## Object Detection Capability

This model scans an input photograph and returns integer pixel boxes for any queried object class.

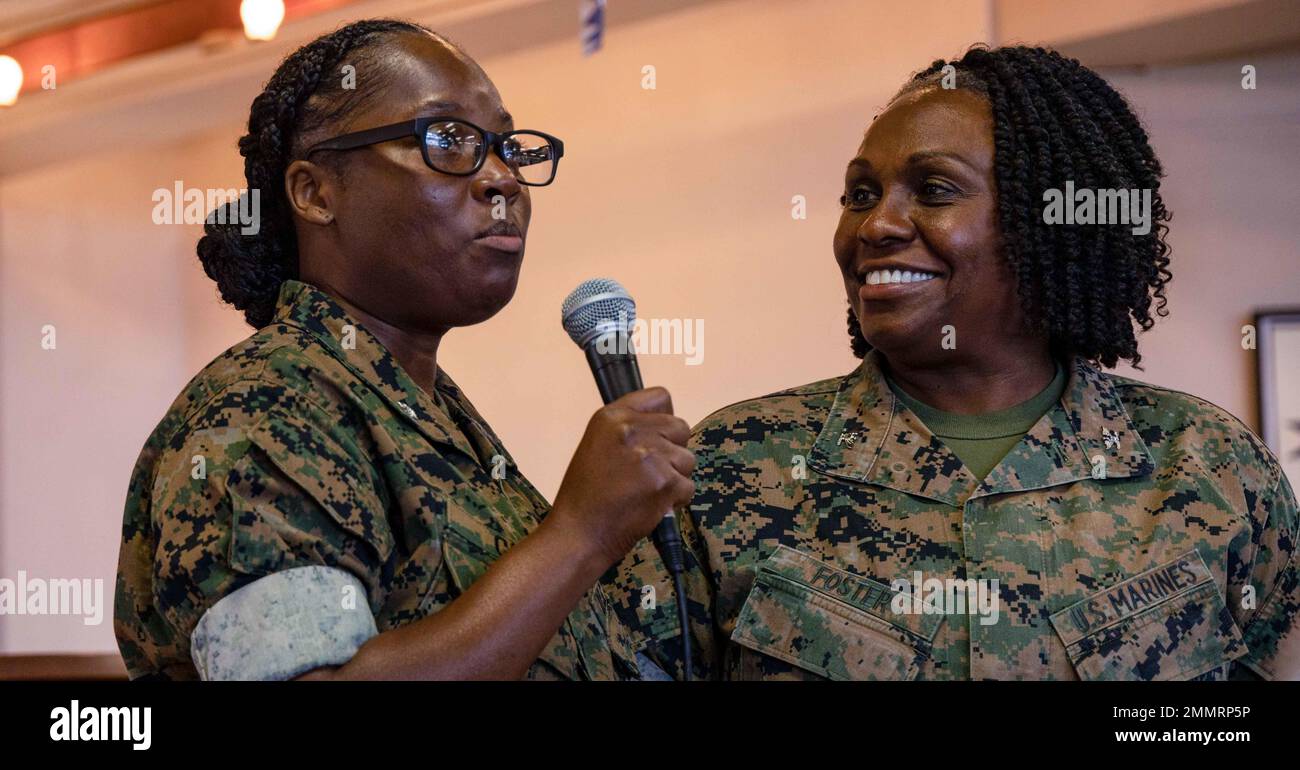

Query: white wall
[1106,54,1300,419]
[0,134,248,653]
[1,0,1295,655]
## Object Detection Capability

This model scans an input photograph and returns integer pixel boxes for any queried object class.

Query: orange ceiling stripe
[2,0,360,96]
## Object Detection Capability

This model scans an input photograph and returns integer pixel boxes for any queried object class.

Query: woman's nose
[471,150,522,204]
[858,192,914,247]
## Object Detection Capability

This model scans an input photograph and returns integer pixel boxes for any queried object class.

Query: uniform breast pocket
[729,545,942,681]
[1049,550,1248,681]
[438,494,519,592]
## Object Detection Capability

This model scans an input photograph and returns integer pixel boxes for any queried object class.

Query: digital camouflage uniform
[607,351,1299,680]
[115,279,640,680]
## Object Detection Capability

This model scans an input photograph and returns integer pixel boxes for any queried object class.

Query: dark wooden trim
[0,653,129,681]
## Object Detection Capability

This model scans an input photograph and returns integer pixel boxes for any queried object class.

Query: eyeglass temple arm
[306,119,423,154]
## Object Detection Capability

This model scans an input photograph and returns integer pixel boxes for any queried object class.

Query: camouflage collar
[271,279,489,465]
[809,351,1154,507]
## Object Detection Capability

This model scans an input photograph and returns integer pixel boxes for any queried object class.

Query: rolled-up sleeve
[147,387,393,679]
[191,565,378,680]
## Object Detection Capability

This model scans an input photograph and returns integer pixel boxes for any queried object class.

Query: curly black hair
[846,45,1172,369]
[197,18,449,328]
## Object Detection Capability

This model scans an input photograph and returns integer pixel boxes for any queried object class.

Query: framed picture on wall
[1256,310,1300,491]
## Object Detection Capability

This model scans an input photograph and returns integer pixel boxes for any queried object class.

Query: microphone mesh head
[561,278,636,348]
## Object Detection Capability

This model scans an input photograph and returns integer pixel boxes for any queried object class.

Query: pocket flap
[1049,549,1248,681]
[226,449,394,574]
[730,545,941,680]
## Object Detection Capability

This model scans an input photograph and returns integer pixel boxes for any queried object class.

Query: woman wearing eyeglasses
[114,19,695,681]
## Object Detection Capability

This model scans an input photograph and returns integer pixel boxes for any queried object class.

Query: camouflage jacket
[115,280,640,680]
[607,351,1299,680]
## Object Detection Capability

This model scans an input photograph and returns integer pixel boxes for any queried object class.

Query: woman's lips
[856,269,942,301]
[473,234,524,253]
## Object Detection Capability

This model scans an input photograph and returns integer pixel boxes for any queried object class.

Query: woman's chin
[859,319,932,360]
[458,280,519,326]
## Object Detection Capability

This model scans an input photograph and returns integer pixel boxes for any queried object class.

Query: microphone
[560,278,645,404]
[561,278,692,677]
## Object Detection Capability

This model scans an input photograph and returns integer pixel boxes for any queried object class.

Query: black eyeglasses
[305,116,564,186]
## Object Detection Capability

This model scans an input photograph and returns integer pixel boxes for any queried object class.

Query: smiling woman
[113,18,696,681]
[607,45,1300,682]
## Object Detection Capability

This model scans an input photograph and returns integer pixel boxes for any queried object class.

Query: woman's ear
[284,159,336,225]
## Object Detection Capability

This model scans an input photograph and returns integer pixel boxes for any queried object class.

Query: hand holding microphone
[551,386,695,567]
[553,278,695,568]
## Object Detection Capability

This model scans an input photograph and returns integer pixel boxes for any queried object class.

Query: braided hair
[846,45,1172,369]
[198,19,445,328]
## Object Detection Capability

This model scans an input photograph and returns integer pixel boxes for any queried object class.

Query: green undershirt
[886,361,1067,482]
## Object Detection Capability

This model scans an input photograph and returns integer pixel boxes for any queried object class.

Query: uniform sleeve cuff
[190,565,378,681]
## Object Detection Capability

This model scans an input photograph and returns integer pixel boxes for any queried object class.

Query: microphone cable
[655,511,692,682]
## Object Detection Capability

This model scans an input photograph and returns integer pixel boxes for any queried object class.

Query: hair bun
[197,199,287,328]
